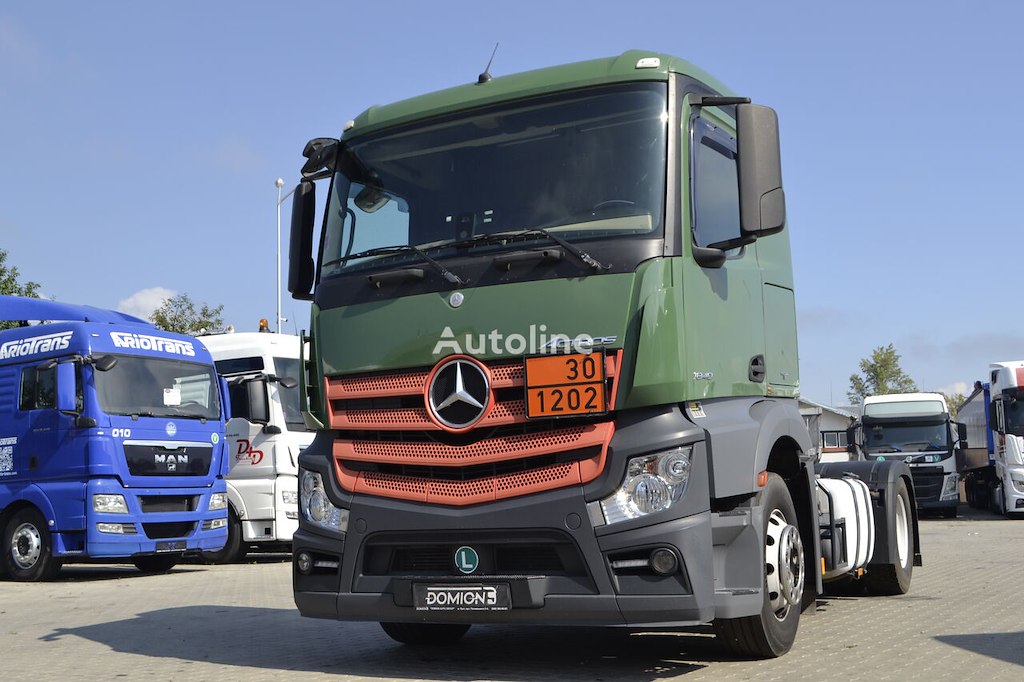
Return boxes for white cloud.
[936,381,969,397]
[117,287,176,320]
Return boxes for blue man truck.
[0,295,229,580]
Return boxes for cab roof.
[344,50,732,138]
[1,294,150,326]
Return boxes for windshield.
[320,82,668,276]
[96,356,221,420]
[862,421,949,455]
[1004,397,1024,437]
[274,356,309,432]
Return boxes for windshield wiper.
[338,245,466,285]
[451,229,608,272]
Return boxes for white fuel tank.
[817,475,875,580]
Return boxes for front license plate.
[413,583,511,611]
[524,352,607,418]
[156,541,186,553]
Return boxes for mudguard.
[816,460,922,568]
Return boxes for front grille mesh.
[327,353,620,504]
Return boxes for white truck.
[200,331,314,561]
[959,362,1024,517]
[847,393,963,517]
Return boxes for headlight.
[209,493,228,511]
[93,494,129,514]
[595,446,693,526]
[281,490,299,505]
[300,470,349,532]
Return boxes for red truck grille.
[326,353,620,505]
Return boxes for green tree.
[1,248,43,331]
[149,293,225,336]
[847,343,918,404]
[942,392,967,419]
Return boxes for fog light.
[209,518,227,530]
[649,548,678,575]
[97,522,127,534]
[296,551,313,575]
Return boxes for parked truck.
[0,295,228,580]
[846,393,963,517]
[199,328,314,561]
[958,363,1024,516]
[284,51,921,658]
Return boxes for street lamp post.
[275,178,296,334]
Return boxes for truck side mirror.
[737,104,786,238]
[246,377,271,425]
[55,362,78,415]
[288,180,317,301]
[957,422,967,446]
[269,374,299,389]
[845,424,859,455]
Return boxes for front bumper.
[293,486,717,627]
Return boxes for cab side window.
[20,365,56,411]
[692,117,741,249]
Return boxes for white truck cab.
[200,330,314,561]
[851,393,963,517]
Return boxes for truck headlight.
[594,446,693,526]
[300,469,349,532]
[209,493,228,511]
[93,494,129,514]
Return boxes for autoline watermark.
[432,325,612,356]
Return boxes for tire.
[133,554,180,574]
[200,508,245,564]
[865,477,913,595]
[713,473,804,658]
[2,508,62,582]
[379,622,471,645]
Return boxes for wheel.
[200,508,245,564]
[2,508,62,582]
[865,477,913,595]
[133,554,180,573]
[379,622,471,645]
[713,473,804,658]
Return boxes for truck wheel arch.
[1,487,60,536]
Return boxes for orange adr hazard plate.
[524,353,607,418]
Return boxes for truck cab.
[959,363,1024,516]
[200,329,314,561]
[848,393,963,517]
[0,295,228,580]
[284,51,920,658]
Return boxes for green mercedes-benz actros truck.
[286,50,920,658]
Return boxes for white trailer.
[959,362,1024,517]
[200,331,315,561]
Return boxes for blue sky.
[1,1,1020,406]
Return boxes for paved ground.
[2,506,1022,681]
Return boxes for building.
[799,398,858,463]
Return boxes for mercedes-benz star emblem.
[427,357,490,430]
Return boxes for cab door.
[681,108,766,400]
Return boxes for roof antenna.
[477,43,499,84]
